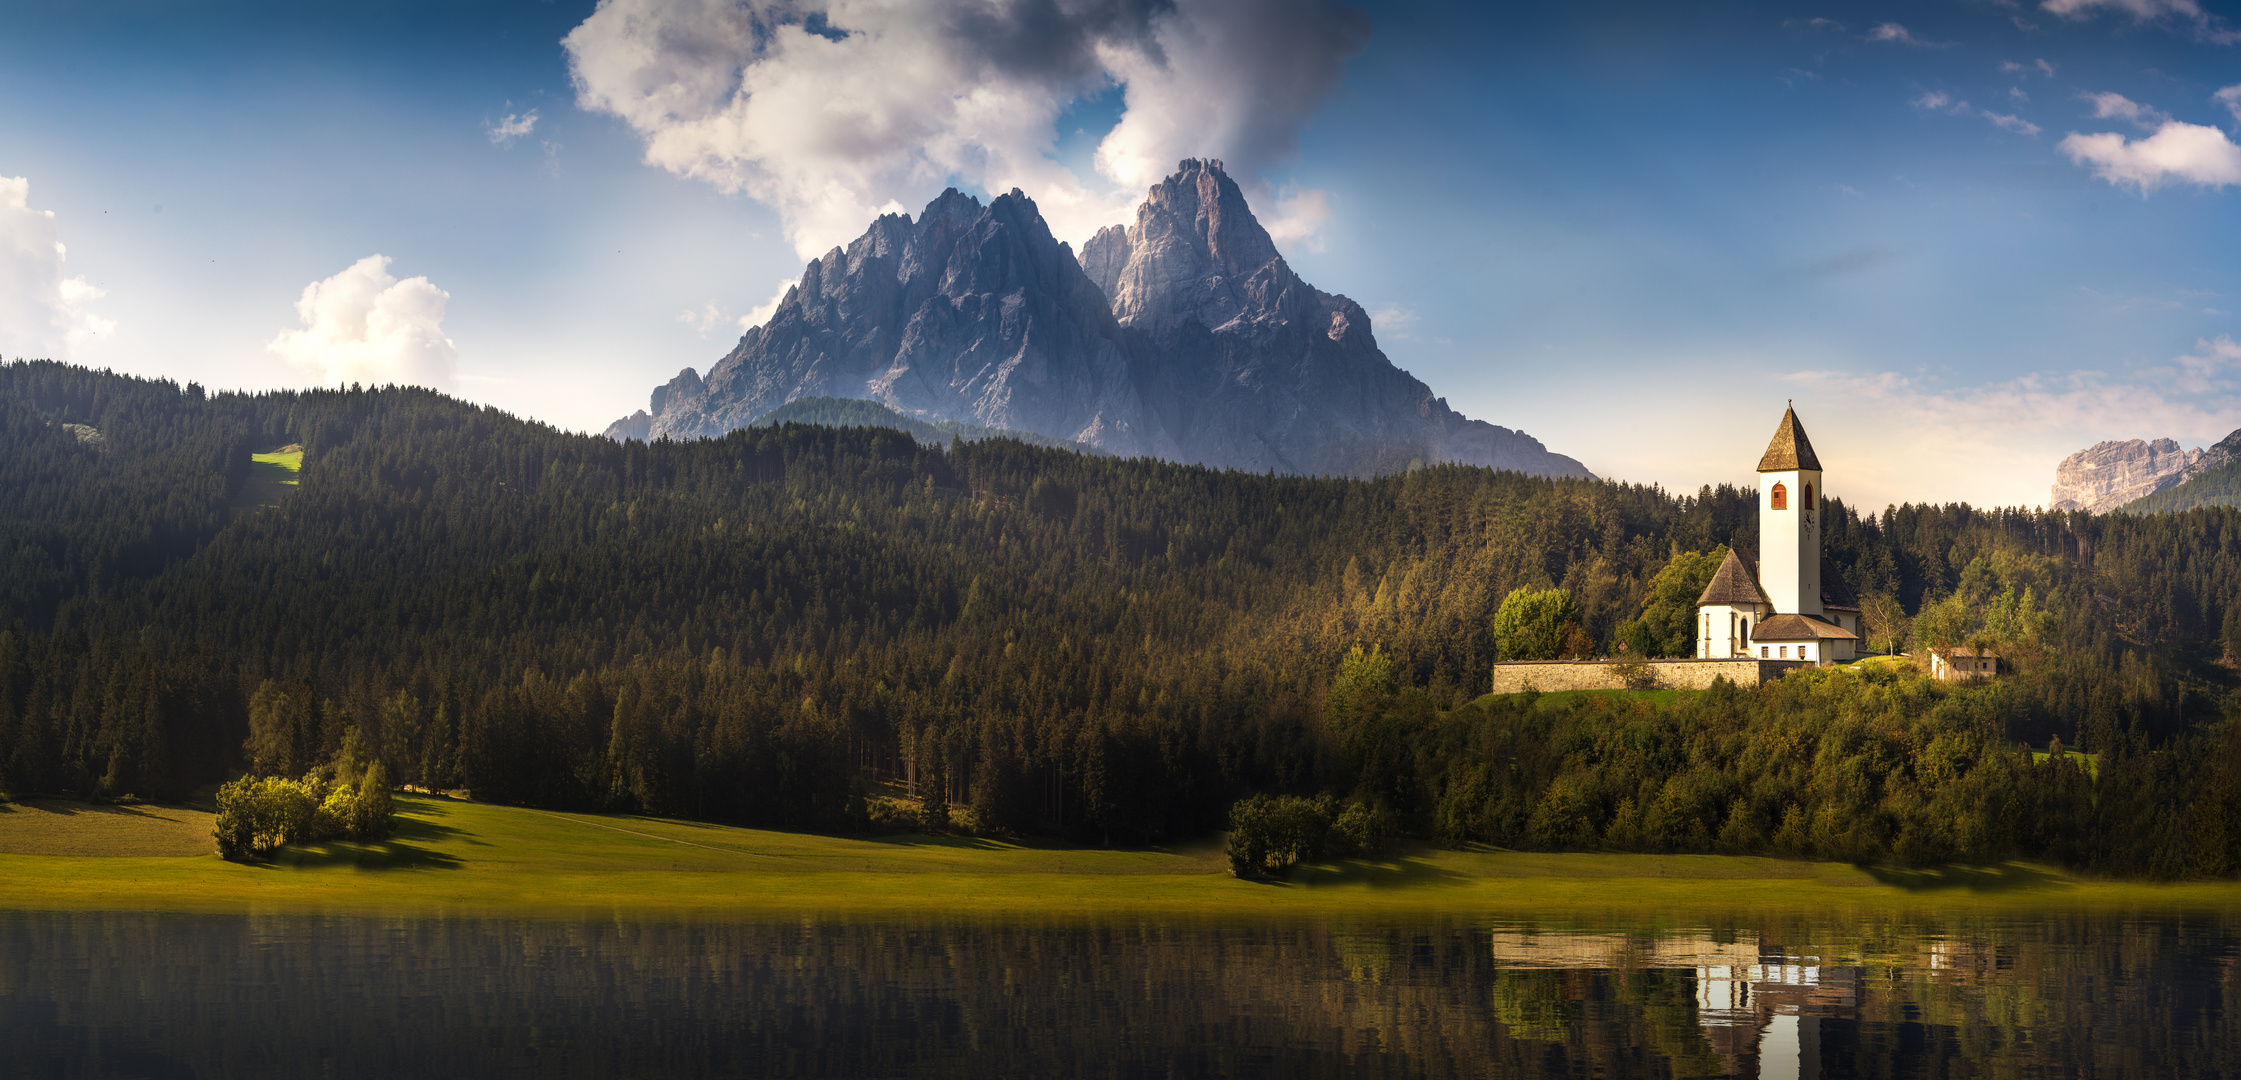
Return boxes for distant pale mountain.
[2120,429,2241,514]
[2050,438,2205,513]
[2047,430,2241,513]
[606,160,1592,481]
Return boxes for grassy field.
[229,444,303,515]
[3,793,2240,918]
[0,799,216,856]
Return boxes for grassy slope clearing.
[4,794,2241,918]
[228,444,302,515]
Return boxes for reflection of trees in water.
[1,912,2238,1078]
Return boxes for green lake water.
[1,909,2233,1077]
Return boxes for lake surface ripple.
[2,908,2235,1078]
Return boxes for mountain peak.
[610,166,1592,482]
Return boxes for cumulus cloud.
[2060,120,2241,191]
[2000,58,2060,77]
[562,0,1370,257]
[2081,90,2169,126]
[0,176,113,360]
[267,256,459,391]
[488,109,540,146]
[2040,0,2240,42]
[2217,83,2241,124]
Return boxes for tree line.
[0,360,2236,871]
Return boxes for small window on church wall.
[1771,483,1787,510]
[1804,483,1814,510]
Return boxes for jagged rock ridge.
[609,160,1593,481]
[2050,435,2240,513]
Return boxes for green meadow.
[229,445,303,515]
[3,793,2237,919]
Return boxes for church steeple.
[1757,404,1822,618]
[1756,403,1822,472]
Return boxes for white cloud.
[488,109,540,146]
[1366,303,1417,341]
[0,176,113,360]
[2044,0,2194,13]
[2040,0,2240,42]
[2060,121,2241,191]
[2216,83,2241,124]
[1913,92,2041,136]
[739,277,797,331]
[2081,90,2169,126]
[562,0,1369,257]
[1260,186,1333,252]
[679,300,730,338]
[1984,111,2043,136]
[267,255,459,391]
[2000,58,2060,77]
[1869,22,1951,46]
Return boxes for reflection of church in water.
[1696,406,1861,664]
[1487,929,1864,1079]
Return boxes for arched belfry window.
[1771,482,1787,510]
[1804,483,1815,510]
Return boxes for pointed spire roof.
[1757,405,1822,472]
[1696,549,1772,607]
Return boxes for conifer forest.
[6,360,2241,876]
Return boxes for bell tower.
[1757,404,1823,618]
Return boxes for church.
[1695,406,1861,663]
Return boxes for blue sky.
[4,0,2239,509]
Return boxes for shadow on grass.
[1270,851,1471,889]
[1861,863,2068,893]
[389,813,467,842]
[862,833,1021,852]
[1,798,194,820]
[391,798,487,845]
[265,839,463,871]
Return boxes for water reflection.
[0,910,2234,1078]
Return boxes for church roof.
[1753,613,1858,641]
[1820,558,1861,611]
[1696,549,1772,607]
[1757,406,1823,472]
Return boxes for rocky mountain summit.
[607,160,1591,480]
[2050,434,2241,513]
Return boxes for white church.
[1695,407,1862,664]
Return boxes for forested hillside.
[3,361,2238,865]
[751,396,1086,453]
[2125,457,2241,515]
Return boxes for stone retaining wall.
[1487,658,1810,694]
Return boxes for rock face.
[2050,438,2204,513]
[610,160,1593,481]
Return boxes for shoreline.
[3,794,2239,920]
